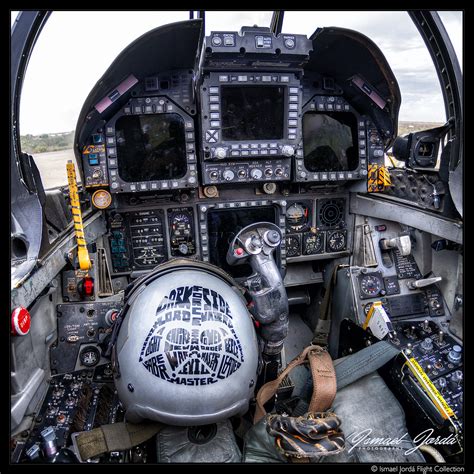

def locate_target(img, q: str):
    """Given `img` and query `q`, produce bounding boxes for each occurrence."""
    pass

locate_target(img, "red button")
[235,248,244,256]
[11,307,31,336]
[82,277,95,296]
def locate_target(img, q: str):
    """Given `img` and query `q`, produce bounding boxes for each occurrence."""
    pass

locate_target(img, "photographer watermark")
[347,428,460,456]
[370,467,464,473]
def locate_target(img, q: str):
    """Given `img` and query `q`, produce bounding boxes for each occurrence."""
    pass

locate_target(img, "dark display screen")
[303,112,359,172]
[221,86,285,141]
[207,206,277,278]
[116,113,187,182]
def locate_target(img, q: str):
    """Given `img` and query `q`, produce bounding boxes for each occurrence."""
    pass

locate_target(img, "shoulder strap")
[254,345,336,424]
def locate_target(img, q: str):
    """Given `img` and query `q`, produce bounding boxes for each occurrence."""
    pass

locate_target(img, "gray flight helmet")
[113,261,259,426]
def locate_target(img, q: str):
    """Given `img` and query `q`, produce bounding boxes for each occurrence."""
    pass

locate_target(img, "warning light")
[235,247,244,256]
[78,277,95,297]
[11,307,31,336]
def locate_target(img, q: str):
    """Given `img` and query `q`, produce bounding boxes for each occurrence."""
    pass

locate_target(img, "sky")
[11,10,462,136]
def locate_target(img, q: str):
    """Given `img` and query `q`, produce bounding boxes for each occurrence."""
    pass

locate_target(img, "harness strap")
[254,345,336,424]
[71,422,163,462]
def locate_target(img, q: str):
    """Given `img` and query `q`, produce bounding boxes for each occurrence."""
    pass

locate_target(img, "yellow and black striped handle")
[67,160,91,272]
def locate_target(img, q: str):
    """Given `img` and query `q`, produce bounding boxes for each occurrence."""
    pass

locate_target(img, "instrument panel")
[77,26,397,279]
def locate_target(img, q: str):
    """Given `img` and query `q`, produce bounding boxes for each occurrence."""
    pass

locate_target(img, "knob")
[447,345,462,364]
[284,38,295,48]
[438,331,444,343]
[437,377,447,392]
[264,168,273,177]
[215,147,226,159]
[248,235,263,252]
[223,170,235,181]
[264,230,280,246]
[451,369,463,385]
[281,145,295,157]
[178,243,189,255]
[209,171,218,180]
[238,169,247,178]
[92,169,102,179]
[420,337,433,354]
[211,36,222,46]
[250,168,263,180]
[275,168,283,177]
[105,309,119,326]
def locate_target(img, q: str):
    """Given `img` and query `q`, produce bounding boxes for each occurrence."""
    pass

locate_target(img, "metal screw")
[128,383,135,392]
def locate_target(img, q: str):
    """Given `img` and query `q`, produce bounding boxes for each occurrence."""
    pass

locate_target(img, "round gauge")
[172,213,191,227]
[92,190,112,209]
[79,346,101,367]
[285,235,301,257]
[286,203,309,232]
[327,230,346,252]
[359,274,383,298]
[303,232,323,255]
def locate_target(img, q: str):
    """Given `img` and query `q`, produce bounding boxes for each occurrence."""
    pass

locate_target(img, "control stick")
[226,222,289,356]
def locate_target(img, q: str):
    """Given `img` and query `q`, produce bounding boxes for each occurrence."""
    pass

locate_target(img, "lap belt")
[70,422,163,462]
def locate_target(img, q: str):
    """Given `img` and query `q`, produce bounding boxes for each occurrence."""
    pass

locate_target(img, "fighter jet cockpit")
[10,10,464,465]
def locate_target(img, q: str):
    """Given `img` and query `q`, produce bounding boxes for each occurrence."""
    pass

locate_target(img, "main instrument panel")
[76,25,397,281]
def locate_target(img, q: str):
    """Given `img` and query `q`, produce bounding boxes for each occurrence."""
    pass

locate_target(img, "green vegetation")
[20,131,74,154]
[19,122,443,155]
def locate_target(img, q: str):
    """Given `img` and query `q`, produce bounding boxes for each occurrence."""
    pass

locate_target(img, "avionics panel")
[285,197,350,261]
[200,72,302,160]
[105,97,198,193]
[107,209,167,273]
[297,96,370,182]
[198,199,287,279]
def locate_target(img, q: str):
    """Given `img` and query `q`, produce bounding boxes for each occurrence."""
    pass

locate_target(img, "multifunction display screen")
[116,113,187,182]
[303,112,359,172]
[221,86,285,141]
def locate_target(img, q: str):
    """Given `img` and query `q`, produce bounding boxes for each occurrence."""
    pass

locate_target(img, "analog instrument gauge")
[286,203,310,232]
[326,230,346,252]
[79,345,101,367]
[285,234,301,257]
[92,190,112,209]
[303,232,324,255]
[358,272,385,299]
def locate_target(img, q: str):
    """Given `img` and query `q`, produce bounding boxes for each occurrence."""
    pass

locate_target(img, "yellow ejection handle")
[67,160,91,272]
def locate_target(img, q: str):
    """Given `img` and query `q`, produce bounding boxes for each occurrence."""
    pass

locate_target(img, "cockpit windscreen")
[303,112,359,172]
[221,86,284,141]
[116,113,187,182]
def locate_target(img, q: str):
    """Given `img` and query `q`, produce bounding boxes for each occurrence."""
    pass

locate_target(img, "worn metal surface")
[350,194,462,244]
[11,212,106,309]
